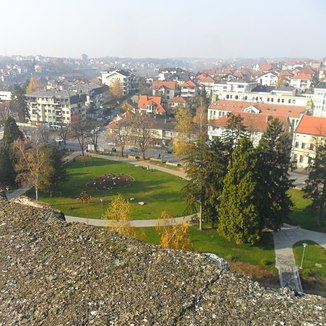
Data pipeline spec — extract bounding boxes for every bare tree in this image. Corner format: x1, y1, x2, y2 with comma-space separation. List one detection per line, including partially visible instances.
58, 124, 70, 145
131, 114, 154, 160
70, 119, 93, 156
111, 114, 133, 157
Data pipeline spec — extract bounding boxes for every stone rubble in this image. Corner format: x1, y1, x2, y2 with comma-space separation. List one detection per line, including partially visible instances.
0, 198, 325, 325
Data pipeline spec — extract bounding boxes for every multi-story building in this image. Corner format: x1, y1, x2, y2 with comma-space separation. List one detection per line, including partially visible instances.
208, 100, 305, 129
312, 82, 326, 117
25, 90, 87, 127
180, 80, 200, 98
291, 115, 326, 169
212, 84, 309, 107
101, 69, 133, 95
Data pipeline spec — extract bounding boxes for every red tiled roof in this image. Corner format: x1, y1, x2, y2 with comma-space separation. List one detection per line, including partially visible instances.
209, 100, 305, 119
180, 80, 199, 88
152, 80, 177, 90
201, 69, 216, 76
290, 73, 313, 81
295, 116, 326, 136
197, 74, 215, 83
259, 64, 273, 72
168, 96, 186, 104
211, 112, 273, 133
138, 95, 165, 113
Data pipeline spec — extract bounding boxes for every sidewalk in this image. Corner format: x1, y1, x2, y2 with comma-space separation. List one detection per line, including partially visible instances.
273, 223, 326, 293
87, 152, 188, 179
66, 214, 194, 227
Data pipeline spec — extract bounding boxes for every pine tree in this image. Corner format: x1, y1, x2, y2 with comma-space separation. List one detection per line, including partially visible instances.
0, 117, 24, 185
222, 113, 246, 161
9, 84, 29, 122
182, 135, 228, 229
218, 137, 261, 244
303, 144, 326, 227
256, 119, 293, 230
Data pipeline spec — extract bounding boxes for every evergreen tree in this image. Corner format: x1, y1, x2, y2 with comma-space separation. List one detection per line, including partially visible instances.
0, 117, 24, 185
256, 119, 293, 230
182, 135, 228, 229
218, 137, 261, 244
41, 145, 66, 197
222, 113, 246, 160
303, 144, 326, 227
9, 84, 29, 122
2, 116, 24, 150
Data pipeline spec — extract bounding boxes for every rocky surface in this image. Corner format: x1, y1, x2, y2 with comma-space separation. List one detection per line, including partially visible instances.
0, 198, 325, 325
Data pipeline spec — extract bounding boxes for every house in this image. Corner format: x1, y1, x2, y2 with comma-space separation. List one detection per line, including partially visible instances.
312, 82, 326, 117
292, 115, 326, 169
152, 80, 177, 100
256, 72, 278, 87
289, 73, 313, 91
101, 69, 133, 95
208, 112, 276, 146
208, 100, 305, 129
106, 111, 175, 147
253, 63, 273, 72
168, 96, 187, 112
25, 90, 87, 126
0, 90, 12, 101
137, 96, 166, 115
180, 80, 200, 98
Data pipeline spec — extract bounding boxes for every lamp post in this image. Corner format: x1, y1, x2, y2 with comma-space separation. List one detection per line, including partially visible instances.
300, 243, 308, 269
100, 198, 103, 217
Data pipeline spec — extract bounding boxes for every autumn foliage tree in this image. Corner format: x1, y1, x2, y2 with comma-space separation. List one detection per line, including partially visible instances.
173, 107, 193, 156
26, 77, 39, 94
110, 79, 123, 98
12, 139, 55, 201
102, 194, 135, 237
156, 211, 192, 250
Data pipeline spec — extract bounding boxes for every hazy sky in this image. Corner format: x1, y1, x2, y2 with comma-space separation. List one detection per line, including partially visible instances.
1, 0, 325, 59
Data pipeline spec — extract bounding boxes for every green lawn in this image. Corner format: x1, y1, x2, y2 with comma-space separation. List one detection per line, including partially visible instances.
38, 156, 188, 220
135, 225, 276, 269
287, 189, 326, 232
293, 240, 326, 292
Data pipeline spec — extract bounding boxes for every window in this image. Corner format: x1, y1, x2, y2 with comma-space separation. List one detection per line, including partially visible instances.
293, 154, 297, 161
299, 155, 304, 163
301, 143, 306, 149
295, 141, 299, 148
310, 144, 315, 151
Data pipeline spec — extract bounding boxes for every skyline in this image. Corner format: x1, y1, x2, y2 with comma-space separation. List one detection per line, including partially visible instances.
1, 0, 326, 59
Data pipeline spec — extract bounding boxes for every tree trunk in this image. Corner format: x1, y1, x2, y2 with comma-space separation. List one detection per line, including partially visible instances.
35, 186, 39, 201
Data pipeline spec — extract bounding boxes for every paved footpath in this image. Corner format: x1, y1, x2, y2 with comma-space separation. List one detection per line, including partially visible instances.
66, 215, 194, 227
273, 223, 326, 292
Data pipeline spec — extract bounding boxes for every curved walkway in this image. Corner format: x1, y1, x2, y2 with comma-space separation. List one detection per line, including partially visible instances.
273, 224, 326, 293
66, 214, 194, 227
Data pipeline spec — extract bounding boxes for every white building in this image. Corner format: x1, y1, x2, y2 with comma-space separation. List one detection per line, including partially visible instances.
25, 90, 87, 126
0, 91, 12, 101
256, 72, 278, 86
101, 70, 132, 95
292, 115, 326, 169
313, 82, 326, 117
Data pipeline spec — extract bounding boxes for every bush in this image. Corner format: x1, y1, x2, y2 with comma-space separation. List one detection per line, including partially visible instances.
226, 254, 237, 262
302, 268, 316, 278
260, 259, 273, 266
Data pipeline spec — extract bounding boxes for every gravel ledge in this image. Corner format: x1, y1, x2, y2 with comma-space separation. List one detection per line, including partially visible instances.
0, 199, 325, 325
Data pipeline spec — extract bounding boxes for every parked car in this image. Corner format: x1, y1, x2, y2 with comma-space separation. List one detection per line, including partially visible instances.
128, 147, 139, 153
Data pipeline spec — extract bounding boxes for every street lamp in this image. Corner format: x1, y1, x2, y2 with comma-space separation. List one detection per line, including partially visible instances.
300, 243, 308, 269
100, 198, 104, 217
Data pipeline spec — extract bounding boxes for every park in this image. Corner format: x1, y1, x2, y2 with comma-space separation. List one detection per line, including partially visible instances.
34, 153, 326, 295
